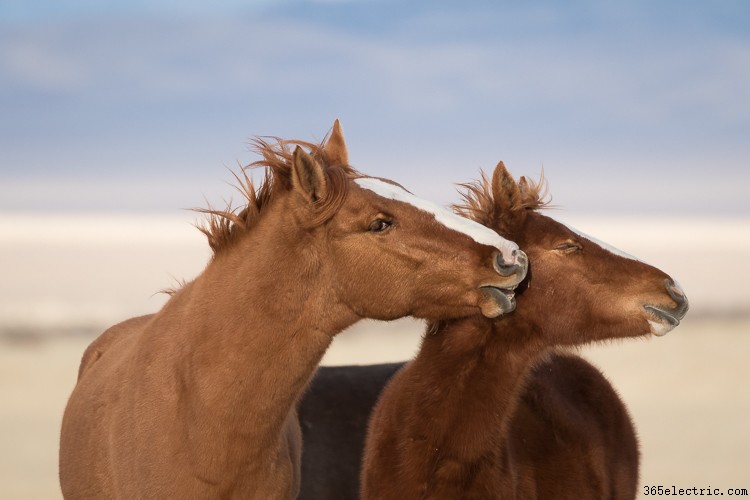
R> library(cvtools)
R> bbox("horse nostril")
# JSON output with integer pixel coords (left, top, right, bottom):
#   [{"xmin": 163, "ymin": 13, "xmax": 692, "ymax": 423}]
[
  {"xmin": 494, "ymin": 253, "xmax": 512, "ymax": 276},
  {"xmin": 665, "ymin": 279, "xmax": 685, "ymax": 302},
  {"xmin": 665, "ymin": 278, "xmax": 689, "ymax": 317},
  {"xmin": 494, "ymin": 250, "xmax": 528, "ymax": 279}
]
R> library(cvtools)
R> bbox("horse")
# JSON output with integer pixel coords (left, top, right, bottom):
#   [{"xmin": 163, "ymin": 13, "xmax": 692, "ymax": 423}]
[
  {"xmin": 297, "ymin": 354, "xmax": 635, "ymax": 500},
  {"xmin": 58, "ymin": 122, "xmax": 529, "ymax": 499},
  {"xmin": 361, "ymin": 161, "xmax": 688, "ymax": 499}
]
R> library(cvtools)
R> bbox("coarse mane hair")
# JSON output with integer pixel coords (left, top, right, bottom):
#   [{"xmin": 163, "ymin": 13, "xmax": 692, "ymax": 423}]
[
  {"xmin": 453, "ymin": 168, "xmax": 552, "ymax": 228},
  {"xmin": 195, "ymin": 137, "xmax": 359, "ymax": 256}
]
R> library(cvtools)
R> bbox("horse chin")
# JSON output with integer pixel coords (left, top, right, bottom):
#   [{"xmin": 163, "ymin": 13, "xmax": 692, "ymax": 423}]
[
  {"xmin": 644, "ymin": 305, "xmax": 680, "ymax": 337},
  {"xmin": 479, "ymin": 286, "xmax": 516, "ymax": 318}
]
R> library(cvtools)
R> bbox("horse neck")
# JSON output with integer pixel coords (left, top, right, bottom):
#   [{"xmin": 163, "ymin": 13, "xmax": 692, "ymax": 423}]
[
  {"xmin": 148, "ymin": 212, "xmax": 357, "ymax": 453},
  {"xmin": 407, "ymin": 315, "xmax": 544, "ymax": 461}
]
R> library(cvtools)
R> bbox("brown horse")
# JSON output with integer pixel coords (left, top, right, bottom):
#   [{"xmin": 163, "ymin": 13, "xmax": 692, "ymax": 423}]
[
  {"xmin": 361, "ymin": 161, "xmax": 688, "ymax": 499},
  {"xmin": 58, "ymin": 122, "xmax": 528, "ymax": 499},
  {"xmin": 297, "ymin": 354, "xmax": 635, "ymax": 500}
]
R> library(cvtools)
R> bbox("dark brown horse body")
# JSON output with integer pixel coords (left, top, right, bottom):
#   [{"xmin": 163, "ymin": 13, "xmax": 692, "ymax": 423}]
[
  {"xmin": 299, "ymin": 363, "xmax": 403, "ymax": 499},
  {"xmin": 297, "ymin": 354, "xmax": 636, "ymax": 500},
  {"xmin": 507, "ymin": 353, "xmax": 639, "ymax": 499},
  {"xmin": 361, "ymin": 162, "xmax": 688, "ymax": 499},
  {"xmin": 58, "ymin": 125, "xmax": 528, "ymax": 499}
]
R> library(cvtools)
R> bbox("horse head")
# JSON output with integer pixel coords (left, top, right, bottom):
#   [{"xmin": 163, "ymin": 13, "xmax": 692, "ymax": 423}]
[
  {"xmin": 206, "ymin": 121, "xmax": 529, "ymax": 326},
  {"xmin": 460, "ymin": 160, "xmax": 688, "ymax": 343}
]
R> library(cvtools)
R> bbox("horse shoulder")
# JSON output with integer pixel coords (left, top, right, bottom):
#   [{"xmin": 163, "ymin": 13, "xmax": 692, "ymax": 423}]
[{"xmin": 509, "ymin": 352, "xmax": 639, "ymax": 499}]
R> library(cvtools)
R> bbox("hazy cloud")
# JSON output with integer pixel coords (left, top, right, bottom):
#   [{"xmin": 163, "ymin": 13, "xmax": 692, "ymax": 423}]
[{"xmin": 1, "ymin": 1, "xmax": 748, "ymax": 213}]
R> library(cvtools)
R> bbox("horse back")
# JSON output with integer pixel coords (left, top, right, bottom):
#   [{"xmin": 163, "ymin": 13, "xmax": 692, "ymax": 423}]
[
  {"xmin": 76, "ymin": 314, "xmax": 154, "ymax": 380},
  {"xmin": 60, "ymin": 314, "xmax": 153, "ymax": 498}
]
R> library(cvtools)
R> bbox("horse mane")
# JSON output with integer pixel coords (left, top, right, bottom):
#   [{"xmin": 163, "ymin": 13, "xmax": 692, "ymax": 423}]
[
  {"xmin": 454, "ymin": 169, "xmax": 551, "ymax": 227},
  {"xmin": 195, "ymin": 136, "xmax": 358, "ymax": 256}
]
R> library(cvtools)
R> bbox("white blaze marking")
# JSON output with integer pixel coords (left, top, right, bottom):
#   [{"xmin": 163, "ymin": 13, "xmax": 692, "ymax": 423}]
[
  {"xmin": 562, "ymin": 223, "xmax": 642, "ymax": 262},
  {"xmin": 354, "ymin": 177, "xmax": 518, "ymax": 255}
]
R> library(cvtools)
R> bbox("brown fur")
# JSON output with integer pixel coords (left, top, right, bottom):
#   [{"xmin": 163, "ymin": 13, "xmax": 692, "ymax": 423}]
[
  {"xmin": 454, "ymin": 163, "xmax": 551, "ymax": 231},
  {"xmin": 295, "ymin": 354, "xmax": 637, "ymax": 499},
  {"xmin": 196, "ymin": 126, "xmax": 357, "ymax": 256},
  {"xmin": 59, "ymin": 123, "xmax": 525, "ymax": 499},
  {"xmin": 362, "ymin": 161, "xmax": 688, "ymax": 499},
  {"xmin": 508, "ymin": 352, "xmax": 639, "ymax": 499}
]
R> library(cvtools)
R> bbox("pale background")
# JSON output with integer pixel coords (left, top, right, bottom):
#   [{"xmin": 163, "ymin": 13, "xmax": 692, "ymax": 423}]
[{"xmin": 1, "ymin": 1, "xmax": 749, "ymax": 498}]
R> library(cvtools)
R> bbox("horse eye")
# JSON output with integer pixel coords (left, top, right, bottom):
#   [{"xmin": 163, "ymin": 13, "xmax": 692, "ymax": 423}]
[
  {"xmin": 369, "ymin": 219, "xmax": 392, "ymax": 233},
  {"xmin": 554, "ymin": 241, "xmax": 582, "ymax": 253}
]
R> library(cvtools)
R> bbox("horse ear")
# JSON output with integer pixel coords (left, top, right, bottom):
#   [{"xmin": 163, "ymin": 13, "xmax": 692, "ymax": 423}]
[
  {"xmin": 292, "ymin": 146, "xmax": 328, "ymax": 203},
  {"xmin": 518, "ymin": 176, "xmax": 531, "ymax": 202},
  {"xmin": 322, "ymin": 119, "xmax": 349, "ymax": 166},
  {"xmin": 518, "ymin": 175, "xmax": 538, "ymax": 207},
  {"xmin": 491, "ymin": 161, "xmax": 526, "ymax": 229},
  {"xmin": 491, "ymin": 161, "xmax": 521, "ymax": 212}
]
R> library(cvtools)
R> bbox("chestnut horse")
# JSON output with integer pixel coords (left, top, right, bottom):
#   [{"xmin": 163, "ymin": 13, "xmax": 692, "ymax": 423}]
[
  {"xmin": 361, "ymin": 161, "xmax": 688, "ymax": 499},
  {"xmin": 297, "ymin": 354, "xmax": 634, "ymax": 500},
  {"xmin": 58, "ymin": 122, "xmax": 528, "ymax": 499}
]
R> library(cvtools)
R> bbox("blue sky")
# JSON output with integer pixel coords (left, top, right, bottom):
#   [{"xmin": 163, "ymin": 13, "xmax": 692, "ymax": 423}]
[{"xmin": 1, "ymin": 0, "xmax": 749, "ymax": 214}]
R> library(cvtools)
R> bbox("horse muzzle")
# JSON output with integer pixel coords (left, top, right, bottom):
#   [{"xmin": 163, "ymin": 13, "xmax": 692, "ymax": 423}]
[
  {"xmin": 644, "ymin": 279, "xmax": 689, "ymax": 336},
  {"xmin": 494, "ymin": 249, "xmax": 528, "ymax": 286},
  {"xmin": 477, "ymin": 249, "xmax": 528, "ymax": 318}
]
